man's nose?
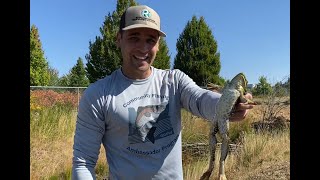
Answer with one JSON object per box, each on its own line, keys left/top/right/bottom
{"left": 136, "top": 41, "right": 151, "bottom": 53}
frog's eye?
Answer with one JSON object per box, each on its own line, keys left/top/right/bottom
{"left": 144, "top": 112, "right": 151, "bottom": 117}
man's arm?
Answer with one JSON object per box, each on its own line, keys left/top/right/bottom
{"left": 72, "top": 85, "right": 106, "bottom": 180}
{"left": 176, "top": 70, "right": 221, "bottom": 121}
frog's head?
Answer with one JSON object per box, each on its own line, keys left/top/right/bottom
{"left": 229, "top": 72, "right": 248, "bottom": 93}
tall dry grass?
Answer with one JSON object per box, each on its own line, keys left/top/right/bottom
{"left": 30, "top": 106, "right": 76, "bottom": 180}
{"left": 30, "top": 94, "right": 290, "bottom": 180}
{"left": 182, "top": 99, "right": 290, "bottom": 180}
{"left": 184, "top": 129, "right": 290, "bottom": 180}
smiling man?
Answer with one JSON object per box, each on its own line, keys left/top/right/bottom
{"left": 117, "top": 27, "right": 160, "bottom": 79}
{"left": 72, "top": 5, "right": 255, "bottom": 180}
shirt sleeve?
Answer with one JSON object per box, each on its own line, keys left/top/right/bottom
{"left": 72, "top": 83, "right": 107, "bottom": 180}
{"left": 175, "top": 69, "right": 221, "bottom": 121}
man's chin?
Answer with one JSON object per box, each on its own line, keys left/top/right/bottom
{"left": 137, "top": 66, "right": 151, "bottom": 73}
{"left": 137, "top": 63, "right": 151, "bottom": 70}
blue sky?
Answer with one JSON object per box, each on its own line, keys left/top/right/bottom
{"left": 30, "top": 0, "right": 290, "bottom": 85}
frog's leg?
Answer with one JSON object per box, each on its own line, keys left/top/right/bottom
{"left": 200, "top": 122, "right": 218, "bottom": 180}
{"left": 218, "top": 120, "right": 230, "bottom": 180}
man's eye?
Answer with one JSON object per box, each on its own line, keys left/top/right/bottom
{"left": 148, "top": 39, "right": 156, "bottom": 44}
{"left": 128, "top": 37, "right": 138, "bottom": 41}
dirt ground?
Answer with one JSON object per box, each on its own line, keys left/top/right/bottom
{"left": 244, "top": 160, "right": 290, "bottom": 180}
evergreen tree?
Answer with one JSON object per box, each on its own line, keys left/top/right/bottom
{"left": 30, "top": 24, "right": 50, "bottom": 86}
{"left": 47, "top": 66, "right": 60, "bottom": 86}
{"left": 252, "top": 76, "right": 273, "bottom": 96}
{"left": 58, "top": 74, "right": 71, "bottom": 87}
{"left": 153, "top": 38, "right": 171, "bottom": 69}
{"left": 69, "top": 57, "right": 90, "bottom": 87}
{"left": 85, "top": 0, "right": 137, "bottom": 83}
{"left": 174, "top": 16, "right": 222, "bottom": 86}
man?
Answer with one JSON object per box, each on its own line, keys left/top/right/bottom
{"left": 72, "top": 5, "right": 255, "bottom": 180}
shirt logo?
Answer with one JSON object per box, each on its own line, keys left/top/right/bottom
{"left": 141, "top": 9, "right": 151, "bottom": 18}
{"left": 128, "top": 103, "right": 174, "bottom": 144}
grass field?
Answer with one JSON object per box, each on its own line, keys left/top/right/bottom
{"left": 30, "top": 95, "right": 290, "bottom": 180}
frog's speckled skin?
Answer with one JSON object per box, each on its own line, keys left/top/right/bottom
{"left": 200, "top": 73, "right": 255, "bottom": 180}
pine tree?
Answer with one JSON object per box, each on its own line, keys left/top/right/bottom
{"left": 69, "top": 57, "right": 90, "bottom": 87}
{"left": 173, "top": 16, "right": 222, "bottom": 86}
{"left": 47, "top": 66, "right": 60, "bottom": 86}
{"left": 30, "top": 24, "right": 50, "bottom": 86}
{"left": 58, "top": 74, "right": 71, "bottom": 87}
{"left": 85, "top": 0, "right": 137, "bottom": 83}
{"left": 153, "top": 38, "right": 171, "bottom": 69}
{"left": 252, "top": 76, "right": 273, "bottom": 96}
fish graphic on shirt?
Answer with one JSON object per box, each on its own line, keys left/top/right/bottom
{"left": 128, "top": 103, "right": 174, "bottom": 144}
{"left": 135, "top": 105, "right": 165, "bottom": 143}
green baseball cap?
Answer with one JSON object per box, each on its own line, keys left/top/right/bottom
{"left": 120, "top": 5, "right": 166, "bottom": 37}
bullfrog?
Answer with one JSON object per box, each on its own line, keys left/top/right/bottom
{"left": 200, "top": 73, "right": 256, "bottom": 180}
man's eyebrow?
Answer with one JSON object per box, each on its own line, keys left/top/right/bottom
{"left": 127, "top": 32, "right": 140, "bottom": 36}
{"left": 127, "top": 32, "right": 158, "bottom": 39}
{"left": 148, "top": 34, "right": 158, "bottom": 39}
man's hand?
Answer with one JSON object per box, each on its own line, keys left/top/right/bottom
{"left": 229, "top": 93, "right": 256, "bottom": 122}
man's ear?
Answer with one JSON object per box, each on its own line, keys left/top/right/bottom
{"left": 116, "top": 32, "right": 121, "bottom": 48}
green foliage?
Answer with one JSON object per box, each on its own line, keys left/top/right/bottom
{"left": 272, "top": 75, "right": 290, "bottom": 96}
{"left": 47, "top": 66, "right": 60, "bottom": 86}
{"left": 30, "top": 24, "right": 50, "bottom": 86}
{"left": 273, "top": 82, "right": 287, "bottom": 97}
{"left": 95, "top": 162, "right": 109, "bottom": 179}
{"left": 58, "top": 58, "right": 90, "bottom": 87}
{"left": 282, "top": 76, "right": 290, "bottom": 95}
{"left": 174, "top": 16, "right": 222, "bottom": 86}
{"left": 153, "top": 38, "right": 171, "bottom": 69}
{"left": 48, "top": 168, "right": 71, "bottom": 180}
{"left": 68, "top": 57, "right": 90, "bottom": 87}
{"left": 58, "top": 74, "right": 71, "bottom": 87}
{"left": 252, "top": 76, "right": 273, "bottom": 96}
{"left": 85, "top": 0, "right": 137, "bottom": 83}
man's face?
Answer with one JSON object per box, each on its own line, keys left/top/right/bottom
{"left": 117, "top": 28, "right": 160, "bottom": 79}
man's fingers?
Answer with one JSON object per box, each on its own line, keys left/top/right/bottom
{"left": 229, "top": 93, "right": 256, "bottom": 122}
{"left": 236, "top": 103, "right": 255, "bottom": 110}
{"left": 244, "top": 93, "right": 253, "bottom": 99}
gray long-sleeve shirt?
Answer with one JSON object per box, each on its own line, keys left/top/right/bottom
{"left": 72, "top": 67, "right": 221, "bottom": 180}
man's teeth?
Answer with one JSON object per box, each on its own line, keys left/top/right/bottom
{"left": 134, "top": 55, "right": 148, "bottom": 60}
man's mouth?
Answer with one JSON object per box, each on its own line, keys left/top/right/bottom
{"left": 134, "top": 55, "right": 149, "bottom": 60}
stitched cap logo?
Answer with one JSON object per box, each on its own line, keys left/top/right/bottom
{"left": 141, "top": 9, "right": 151, "bottom": 18}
